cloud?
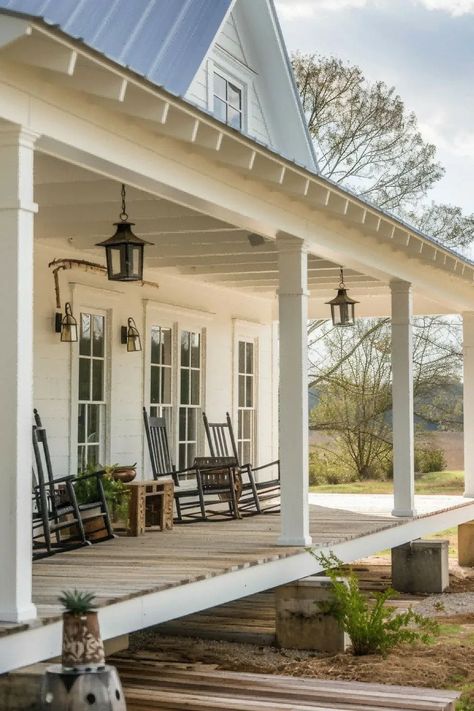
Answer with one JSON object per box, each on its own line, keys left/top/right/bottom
{"left": 275, "top": 0, "right": 369, "bottom": 19}
{"left": 418, "top": 0, "right": 474, "bottom": 15}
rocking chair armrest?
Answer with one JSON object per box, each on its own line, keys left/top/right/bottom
{"left": 250, "top": 460, "right": 280, "bottom": 473}
{"left": 173, "top": 465, "right": 198, "bottom": 477}
{"left": 74, "top": 469, "right": 107, "bottom": 482}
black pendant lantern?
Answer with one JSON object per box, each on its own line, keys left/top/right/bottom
{"left": 55, "top": 302, "right": 78, "bottom": 342}
{"left": 326, "top": 268, "right": 358, "bottom": 327}
{"left": 121, "top": 317, "right": 142, "bottom": 352}
{"left": 96, "top": 184, "right": 151, "bottom": 281}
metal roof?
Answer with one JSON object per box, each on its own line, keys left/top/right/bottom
{"left": 0, "top": 0, "right": 233, "bottom": 95}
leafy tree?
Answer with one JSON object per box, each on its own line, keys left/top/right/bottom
{"left": 309, "top": 317, "right": 462, "bottom": 479}
{"left": 292, "top": 53, "right": 474, "bottom": 248}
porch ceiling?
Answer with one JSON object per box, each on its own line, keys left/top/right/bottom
{"left": 35, "top": 153, "right": 382, "bottom": 299}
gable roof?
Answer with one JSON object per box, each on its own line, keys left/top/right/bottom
{"left": 0, "top": 0, "right": 232, "bottom": 96}
{"left": 0, "top": 0, "right": 318, "bottom": 171}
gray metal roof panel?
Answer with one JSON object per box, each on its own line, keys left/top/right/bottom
{"left": 0, "top": 0, "right": 233, "bottom": 95}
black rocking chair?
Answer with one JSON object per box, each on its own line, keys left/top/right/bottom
{"left": 202, "top": 412, "right": 280, "bottom": 512}
{"left": 142, "top": 407, "right": 206, "bottom": 521}
{"left": 33, "top": 409, "right": 114, "bottom": 549}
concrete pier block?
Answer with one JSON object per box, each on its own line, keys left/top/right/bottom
{"left": 391, "top": 539, "right": 449, "bottom": 593}
{"left": 275, "top": 576, "right": 349, "bottom": 652}
{"left": 458, "top": 522, "right": 474, "bottom": 566}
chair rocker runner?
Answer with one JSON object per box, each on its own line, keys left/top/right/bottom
{"left": 32, "top": 409, "right": 114, "bottom": 557}
{"left": 202, "top": 411, "right": 280, "bottom": 513}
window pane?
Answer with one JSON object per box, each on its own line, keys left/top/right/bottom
{"left": 92, "top": 360, "right": 104, "bottom": 401}
{"left": 214, "top": 73, "right": 227, "bottom": 99}
{"left": 228, "top": 107, "right": 241, "bottom": 130}
{"left": 191, "top": 333, "right": 200, "bottom": 368}
{"left": 242, "top": 441, "right": 251, "bottom": 466}
{"left": 246, "top": 342, "right": 254, "bottom": 374}
{"left": 181, "top": 331, "right": 190, "bottom": 367}
{"left": 162, "top": 328, "right": 172, "bottom": 365}
{"left": 187, "top": 443, "right": 196, "bottom": 467}
{"left": 78, "top": 358, "right": 90, "bottom": 401}
{"left": 151, "top": 328, "right": 161, "bottom": 364}
{"left": 243, "top": 410, "right": 252, "bottom": 440}
{"left": 228, "top": 83, "right": 241, "bottom": 109}
{"left": 246, "top": 375, "right": 253, "bottom": 407}
{"left": 179, "top": 408, "right": 186, "bottom": 440}
{"left": 179, "top": 443, "right": 186, "bottom": 469}
{"left": 214, "top": 97, "right": 227, "bottom": 122}
{"left": 88, "top": 445, "right": 100, "bottom": 468}
{"left": 187, "top": 409, "right": 197, "bottom": 441}
{"left": 79, "top": 314, "right": 91, "bottom": 356}
{"left": 150, "top": 366, "right": 160, "bottom": 403}
{"left": 238, "top": 374, "right": 245, "bottom": 408}
{"left": 180, "top": 369, "right": 189, "bottom": 405}
{"left": 239, "top": 341, "right": 245, "bottom": 373}
{"left": 87, "top": 404, "right": 100, "bottom": 443}
{"left": 78, "top": 404, "right": 86, "bottom": 444}
{"left": 92, "top": 315, "right": 104, "bottom": 357}
{"left": 162, "top": 367, "right": 172, "bottom": 404}
{"left": 191, "top": 370, "right": 200, "bottom": 405}
{"left": 77, "top": 445, "right": 86, "bottom": 473}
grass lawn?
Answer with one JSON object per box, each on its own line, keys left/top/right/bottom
{"left": 309, "top": 470, "right": 464, "bottom": 495}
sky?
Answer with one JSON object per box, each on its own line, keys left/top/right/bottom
{"left": 275, "top": 0, "right": 474, "bottom": 215}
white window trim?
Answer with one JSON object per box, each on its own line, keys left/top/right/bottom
{"left": 207, "top": 57, "right": 249, "bottom": 134}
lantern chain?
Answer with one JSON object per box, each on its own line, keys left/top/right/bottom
{"left": 120, "top": 183, "right": 128, "bottom": 222}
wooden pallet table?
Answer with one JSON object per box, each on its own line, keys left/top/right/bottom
{"left": 126, "top": 479, "right": 174, "bottom": 536}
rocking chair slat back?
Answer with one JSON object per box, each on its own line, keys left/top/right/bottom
{"left": 202, "top": 412, "right": 239, "bottom": 464}
{"left": 142, "top": 408, "right": 175, "bottom": 480}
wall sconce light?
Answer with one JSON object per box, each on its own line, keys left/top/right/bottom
{"left": 96, "top": 184, "right": 151, "bottom": 282}
{"left": 121, "top": 317, "right": 142, "bottom": 352}
{"left": 55, "top": 302, "right": 78, "bottom": 342}
{"left": 326, "top": 268, "right": 358, "bottom": 327}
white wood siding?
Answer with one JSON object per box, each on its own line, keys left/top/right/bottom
{"left": 33, "top": 241, "right": 276, "bottom": 479}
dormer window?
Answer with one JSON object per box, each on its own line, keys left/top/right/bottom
{"left": 213, "top": 72, "right": 242, "bottom": 130}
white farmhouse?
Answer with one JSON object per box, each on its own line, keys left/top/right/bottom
{"left": 0, "top": 0, "right": 472, "bottom": 673}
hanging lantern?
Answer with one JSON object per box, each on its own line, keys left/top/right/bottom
{"left": 121, "top": 317, "right": 142, "bottom": 352}
{"left": 326, "top": 268, "right": 358, "bottom": 327}
{"left": 96, "top": 184, "right": 151, "bottom": 282}
{"left": 55, "top": 302, "right": 78, "bottom": 342}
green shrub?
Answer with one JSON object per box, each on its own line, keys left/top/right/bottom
{"left": 415, "top": 447, "right": 447, "bottom": 473}
{"left": 75, "top": 464, "right": 130, "bottom": 522}
{"left": 311, "top": 551, "right": 439, "bottom": 656}
{"left": 309, "top": 450, "right": 356, "bottom": 486}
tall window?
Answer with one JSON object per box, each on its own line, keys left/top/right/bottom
{"left": 78, "top": 313, "right": 106, "bottom": 471}
{"left": 213, "top": 72, "right": 242, "bottom": 130}
{"left": 179, "top": 330, "right": 201, "bottom": 468}
{"left": 237, "top": 340, "right": 255, "bottom": 465}
{"left": 150, "top": 325, "right": 173, "bottom": 433}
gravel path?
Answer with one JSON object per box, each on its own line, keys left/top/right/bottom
{"left": 413, "top": 591, "right": 474, "bottom": 617}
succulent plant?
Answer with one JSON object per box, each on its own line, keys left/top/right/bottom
{"left": 59, "top": 589, "right": 97, "bottom": 615}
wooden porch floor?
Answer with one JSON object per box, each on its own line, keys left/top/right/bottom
{"left": 1, "top": 495, "right": 474, "bottom": 673}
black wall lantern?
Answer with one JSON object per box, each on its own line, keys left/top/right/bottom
{"left": 326, "top": 268, "right": 358, "bottom": 327}
{"left": 121, "top": 317, "right": 142, "bottom": 352}
{"left": 96, "top": 184, "right": 151, "bottom": 281}
{"left": 55, "top": 302, "right": 78, "bottom": 342}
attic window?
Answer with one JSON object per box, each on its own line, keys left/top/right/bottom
{"left": 213, "top": 72, "right": 242, "bottom": 130}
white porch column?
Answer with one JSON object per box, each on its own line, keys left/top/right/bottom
{"left": 0, "top": 125, "right": 38, "bottom": 622}
{"left": 391, "top": 280, "right": 416, "bottom": 517}
{"left": 463, "top": 312, "right": 474, "bottom": 497}
{"left": 276, "top": 235, "right": 312, "bottom": 546}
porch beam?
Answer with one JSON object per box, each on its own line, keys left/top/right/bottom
{"left": 391, "top": 280, "right": 416, "bottom": 517}
{"left": 463, "top": 312, "right": 474, "bottom": 497}
{"left": 0, "top": 124, "right": 38, "bottom": 622}
{"left": 277, "top": 235, "right": 312, "bottom": 546}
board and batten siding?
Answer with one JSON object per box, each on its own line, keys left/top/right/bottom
{"left": 185, "top": 11, "right": 273, "bottom": 148}
{"left": 33, "top": 241, "right": 277, "bottom": 480}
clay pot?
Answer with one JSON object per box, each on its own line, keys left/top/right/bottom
{"left": 111, "top": 464, "right": 137, "bottom": 483}
{"left": 62, "top": 611, "right": 105, "bottom": 670}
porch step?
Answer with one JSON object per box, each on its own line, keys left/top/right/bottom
{"left": 113, "top": 652, "right": 459, "bottom": 710}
